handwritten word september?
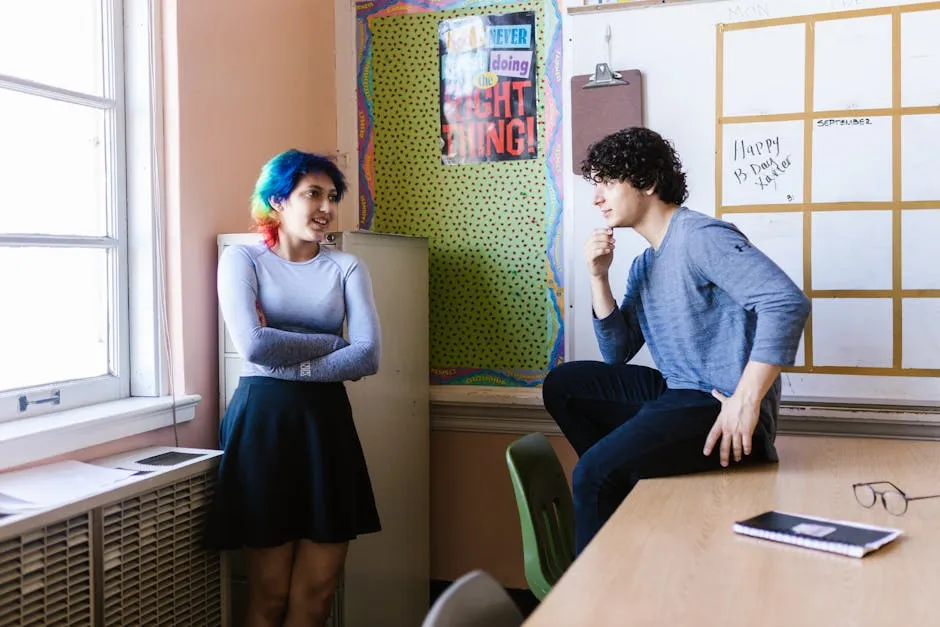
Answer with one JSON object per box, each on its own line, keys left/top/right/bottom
{"left": 816, "top": 117, "right": 873, "bottom": 127}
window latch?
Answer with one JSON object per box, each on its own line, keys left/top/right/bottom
{"left": 18, "top": 389, "right": 61, "bottom": 412}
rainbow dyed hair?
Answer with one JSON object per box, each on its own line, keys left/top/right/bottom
{"left": 250, "top": 149, "right": 347, "bottom": 248}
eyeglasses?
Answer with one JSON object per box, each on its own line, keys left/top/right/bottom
{"left": 853, "top": 481, "right": 940, "bottom": 516}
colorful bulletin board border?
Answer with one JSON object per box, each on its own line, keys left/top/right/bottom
{"left": 356, "top": 0, "right": 564, "bottom": 386}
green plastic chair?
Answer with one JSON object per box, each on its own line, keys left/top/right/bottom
{"left": 505, "top": 432, "right": 576, "bottom": 600}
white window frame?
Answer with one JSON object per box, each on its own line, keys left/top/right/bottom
{"left": 0, "top": 0, "right": 129, "bottom": 420}
{"left": 0, "top": 0, "right": 198, "bottom": 472}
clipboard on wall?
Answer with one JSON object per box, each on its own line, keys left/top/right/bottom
{"left": 570, "top": 68, "right": 643, "bottom": 175}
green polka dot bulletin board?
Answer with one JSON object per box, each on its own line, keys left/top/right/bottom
{"left": 357, "top": 0, "right": 564, "bottom": 386}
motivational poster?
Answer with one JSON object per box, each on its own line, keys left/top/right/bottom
{"left": 438, "top": 11, "right": 538, "bottom": 165}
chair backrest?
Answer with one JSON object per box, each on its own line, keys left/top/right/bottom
{"left": 421, "top": 570, "right": 523, "bottom": 627}
{"left": 505, "top": 432, "right": 576, "bottom": 600}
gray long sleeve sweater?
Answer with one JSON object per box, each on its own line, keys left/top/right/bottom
{"left": 217, "top": 242, "right": 380, "bottom": 382}
{"left": 595, "top": 207, "right": 810, "bottom": 397}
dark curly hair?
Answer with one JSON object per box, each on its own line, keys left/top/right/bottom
{"left": 580, "top": 127, "right": 689, "bottom": 206}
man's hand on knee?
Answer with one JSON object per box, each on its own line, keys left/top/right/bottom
{"left": 703, "top": 389, "right": 760, "bottom": 467}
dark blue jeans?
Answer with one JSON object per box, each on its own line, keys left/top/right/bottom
{"left": 542, "top": 361, "right": 774, "bottom": 554}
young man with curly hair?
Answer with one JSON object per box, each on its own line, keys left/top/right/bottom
{"left": 544, "top": 128, "right": 811, "bottom": 553}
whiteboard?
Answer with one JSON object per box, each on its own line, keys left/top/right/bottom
{"left": 564, "top": 0, "right": 940, "bottom": 404}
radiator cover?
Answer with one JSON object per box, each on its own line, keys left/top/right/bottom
{"left": 0, "top": 447, "right": 226, "bottom": 627}
{"left": 0, "top": 513, "right": 93, "bottom": 626}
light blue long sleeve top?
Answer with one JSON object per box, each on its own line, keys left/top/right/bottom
{"left": 595, "top": 207, "right": 811, "bottom": 397}
{"left": 217, "top": 242, "right": 381, "bottom": 382}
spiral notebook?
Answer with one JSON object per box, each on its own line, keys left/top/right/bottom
{"left": 733, "top": 511, "right": 902, "bottom": 558}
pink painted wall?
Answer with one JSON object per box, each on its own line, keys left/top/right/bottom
{"left": 165, "top": 0, "right": 340, "bottom": 449}
{"left": 430, "top": 431, "right": 577, "bottom": 589}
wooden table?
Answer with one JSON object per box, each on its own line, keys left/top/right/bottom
{"left": 524, "top": 436, "right": 940, "bottom": 627}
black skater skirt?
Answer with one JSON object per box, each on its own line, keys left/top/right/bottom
{"left": 206, "top": 376, "right": 381, "bottom": 549}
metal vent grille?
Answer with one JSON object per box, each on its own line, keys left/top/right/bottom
{"left": 101, "top": 470, "right": 221, "bottom": 627}
{"left": 0, "top": 514, "right": 93, "bottom": 627}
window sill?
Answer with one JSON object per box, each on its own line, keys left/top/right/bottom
{"left": 0, "top": 395, "right": 201, "bottom": 472}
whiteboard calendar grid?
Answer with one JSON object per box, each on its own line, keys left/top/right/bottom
{"left": 715, "top": 1, "right": 940, "bottom": 377}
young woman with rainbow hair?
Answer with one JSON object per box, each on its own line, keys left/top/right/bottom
{"left": 208, "top": 149, "right": 381, "bottom": 627}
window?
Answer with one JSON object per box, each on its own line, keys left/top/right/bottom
{"left": 0, "top": 0, "right": 164, "bottom": 425}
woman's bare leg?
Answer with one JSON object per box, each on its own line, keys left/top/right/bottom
{"left": 283, "top": 540, "right": 349, "bottom": 627}
{"left": 244, "top": 543, "right": 295, "bottom": 627}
